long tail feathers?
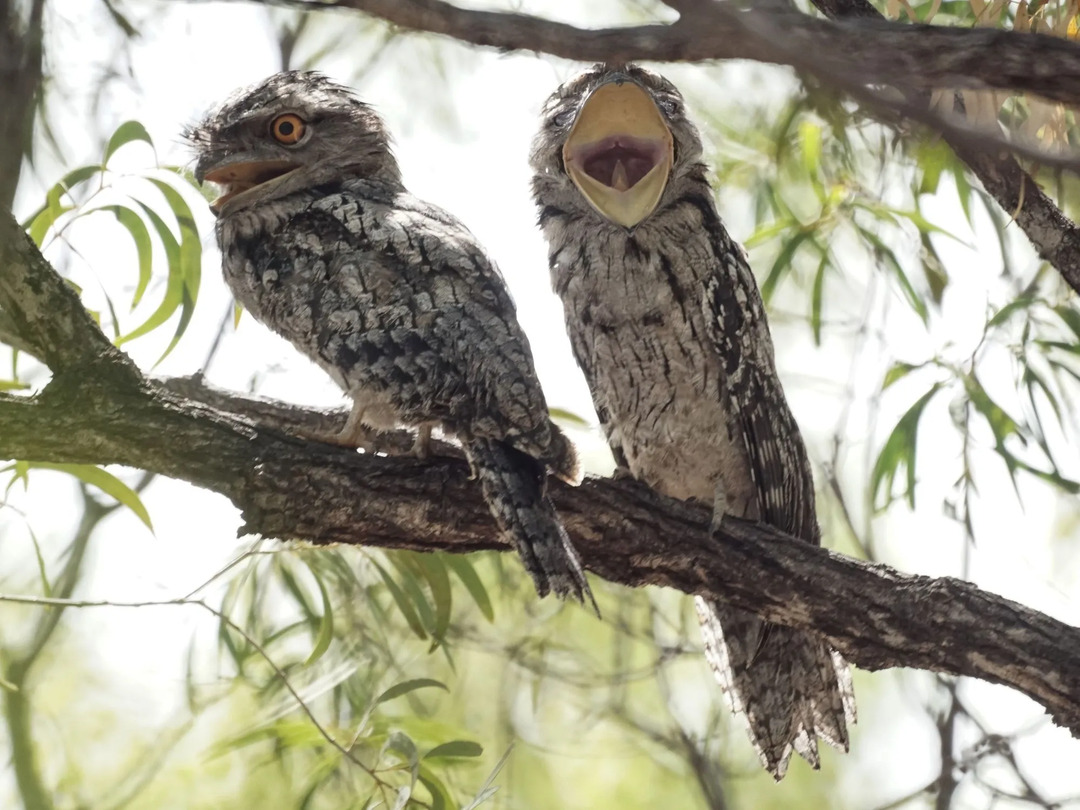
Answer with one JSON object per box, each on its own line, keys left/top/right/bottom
{"left": 468, "top": 438, "right": 596, "bottom": 611}
{"left": 695, "top": 597, "right": 856, "bottom": 780}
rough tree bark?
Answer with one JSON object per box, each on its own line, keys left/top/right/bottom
{"left": 227, "top": 0, "right": 1080, "bottom": 294}
{"left": 2, "top": 209, "right": 1080, "bottom": 737}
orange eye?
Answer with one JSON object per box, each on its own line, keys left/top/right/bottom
{"left": 271, "top": 113, "right": 306, "bottom": 145}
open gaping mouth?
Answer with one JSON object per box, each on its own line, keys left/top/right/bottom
{"left": 562, "top": 80, "right": 674, "bottom": 228}
{"left": 204, "top": 160, "right": 298, "bottom": 213}
{"left": 573, "top": 136, "right": 668, "bottom": 192}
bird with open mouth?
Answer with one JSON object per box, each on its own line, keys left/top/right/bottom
{"left": 531, "top": 64, "right": 855, "bottom": 779}
{"left": 187, "top": 71, "right": 593, "bottom": 606}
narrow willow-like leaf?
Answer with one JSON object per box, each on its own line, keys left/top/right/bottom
{"left": 375, "top": 678, "right": 448, "bottom": 706}
{"left": 761, "top": 230, "right": 811, "bottom": 304}
{"left": 304, "top": 573, "right": 335, "bottom": 667}
{"left": 26, "top": 462, "right": 153, "bottom": 530}
{"left": 871, "top": 385, "right": 941, "bottom": 509}
{"left": 424, "top": 740, "right": 483, "bottom": 760}
{"left": 414, "top": 554, "right": 452, "bottom": 647}
{"left": 810, "top": 250, "right": 828, "bottom": 345}
{"left": 374, "top": 562, "right": 428, "bottom": 639}
{"left": 146, "top": 178, "right": 202, "bottom": 364}
{"left": 101, "top": 205, "right": 154, "bottom": 308}
{"left": 104, "top": 120, "right": 154, "bottom": 166}
{"left": 417, "top": 767, "right": 452, "bottom": 810}
{"left": 118, "top": 201, "right": 184, "bottom": 345}
{"left": 443, "top": 555, "right": 494, "bottom": 622}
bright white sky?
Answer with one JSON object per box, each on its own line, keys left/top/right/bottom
{"left": 4, "top": 1, "right": 1080, "bottom": 807}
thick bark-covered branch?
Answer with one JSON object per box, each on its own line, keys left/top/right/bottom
{"left": 2, "top": 210, "right": 1080, "bottom": 736}
{"left": 2, "top": 380, "right": 1079, "bottom": 734}
{"left": 233, "top": 0, "right": 1080, "bottom": 294}
{"left": 258, "top": 0, "right": 1080, "bottom": 105}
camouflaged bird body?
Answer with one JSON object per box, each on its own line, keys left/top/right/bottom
{"left": 193, "top": 72, "right": 589, "bottom": 602}
{"left": 217, "top": 178, "right": 567, "bottom": 469}
{"left": 532, "top": 64, "right": 854, "bottom": 778}
{"left": 541, "top": 195, "right": 760, "bottom": 512}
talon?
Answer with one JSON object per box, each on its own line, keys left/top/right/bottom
{"left": 412, "top": 424, "right": 433, "bottom": 458}
{"left": 301, "top": 400, "right": 373, "bottom": 449}
{"left": 711, "top": 482, "right": 728, "bottom": 534}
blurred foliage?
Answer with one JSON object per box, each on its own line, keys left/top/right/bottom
{"left": 3, "top": 0, "right": 1080, "bottom": 809}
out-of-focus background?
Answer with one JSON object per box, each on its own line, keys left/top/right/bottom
{"left": 2, "top": 1, "right": 1080, "bottom": 808}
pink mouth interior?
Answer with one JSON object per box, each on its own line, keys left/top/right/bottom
{"left": 572, "top": 136, "right": 665, "bottom": 190}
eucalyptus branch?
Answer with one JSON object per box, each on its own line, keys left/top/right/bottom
{"left": 3, "top": 183, "right": 1080, "bottom": 745}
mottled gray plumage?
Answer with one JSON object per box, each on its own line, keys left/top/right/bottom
{"left": 531, "top": 65, "right": 854, "bottom": 778}
{"left": 188, "top": 71, "right": 590, "bottom": 603}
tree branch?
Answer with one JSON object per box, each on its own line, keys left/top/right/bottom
{"left": 1, "top": 213, "right": 1079, "bottom": 737}
{"left": 808, "top": 0, "right": 1080, "bottom": 300}
{"left": 203, "top": 0, "right": 1080, "bottom": 294}
{"left": 240, "top": 0, "right": 1080, "bottom": 105}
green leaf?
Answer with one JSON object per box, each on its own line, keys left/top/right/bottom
{"left": 548, "top": 407, "right": 589, "bottom": 426}
{"left": 26, "top": 203, "right": 73, "bottom": 246}
{"left": 798, "top": 120, "right": 822, "bottom": 177}
{"left": 104, "top": 121, "right": 154, "bottom": 166}
{"left": 870, "top": 385, "right": 941, "bottom": 510}
{"left": 883, "top": 361, "right": 920, "bottom": 390}
{"left": 810, "top": 251, "right": 827, "bottom": 345}
{"left": 375, "top": 678, "right": 448, "bottom": 706}
{"left": 417, "top": 767, "right": 453, "bottom": 810}
{"left": 374, "top": 561, "right": 428, "bottom": 639}
{"left": 414, "top": 554, "right": 452, "bottom": 648}
{"left": 146, "top": 178, "right": 202, "bottom": 363}
{"left": 0, "top": 380, "right": 29, "bottom": 391}
{"left": 102, "top": 205, "right": 154, "bottom": 308}
{"left": 1055, "top": 305, "right": 1080, "bottom": 343}
{"left": 860, "top": 228, "right": 929, "bottom": 325}
{"left": 761, "top": 230, "right": 810, "bottom": 304}
{"left": 917, "top": 140, "right": 951, "bottom": 196}
{"left": 389, "top": 555, "right": 437, "bottom": 633}
{"left": 304, "top": 573, "right": 335, "bottom": 666}
{"left": 443, "top": 555, "right": 494, "bottom": 622}
{"left": 987, "top": 296, "right": 1038, "bottom": 329}
{"left": 743, "top": 218, "right": 796, "bottom": 249}
{"left": 118, "top": 201, "right": 184, "bottom": 344}
{"left": 26, "top": 463, "right": 153, "bottom": 530}
{"left": 920, "top": 233, "right": 949, "bottom": 304}
{"left": 424, "top": 740, "right": 483, "bottom": 760}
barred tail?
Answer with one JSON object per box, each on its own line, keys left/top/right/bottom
{"left": 468, "top": 438, "right": 595, "bottom": 609}
{"left": 696, "top": 598, "right": 855, "bottom": 780}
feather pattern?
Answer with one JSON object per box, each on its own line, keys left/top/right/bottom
{"left": 191, "top": 72, "right": 588, "bottom": 603}
{"left": 531, "top": 64, "right": 854, "bottom": 777}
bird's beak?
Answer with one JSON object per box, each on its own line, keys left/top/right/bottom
{"left": 562, "top": 76, "right": 674, "bottom": 229}
{"left": 197, "top": 158, "right": 299, "bottom": 215}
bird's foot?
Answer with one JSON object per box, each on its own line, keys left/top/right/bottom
{"left": 710, "top": 482, "right": 728, "bottom": 534}
{"left": 411, "top": 424, "right": 434, "bottom": 459}
{"left": 299, "top": 401, "right": 376, "bottom": 452}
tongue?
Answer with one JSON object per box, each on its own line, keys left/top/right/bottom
{"left": 611, "top": 160, "right": 630, "bottom": 192}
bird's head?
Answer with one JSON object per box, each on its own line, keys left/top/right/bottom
{"left": 186, "top": 71, "right": 401, "bottom": 216}
{"left": 530, "top": 64, "right": 703, "bottom": 230}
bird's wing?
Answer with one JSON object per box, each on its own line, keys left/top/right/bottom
{"left": 301, "top": 183, "right": 557, "bottom": 453}
{"left": 698, "top": 204, "right": 820, "bottom": 545}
